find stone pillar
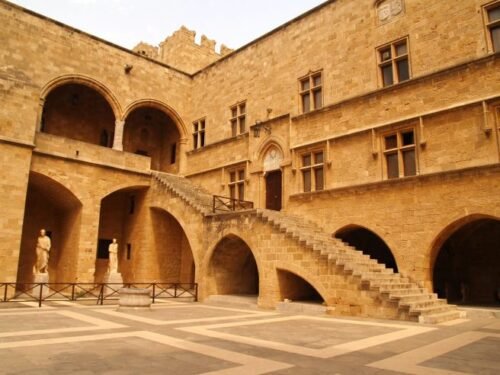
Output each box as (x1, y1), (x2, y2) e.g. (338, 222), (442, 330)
(178, 138), (188, 175)
(112, 120), (125, 151)
(75, 198), (101, 283)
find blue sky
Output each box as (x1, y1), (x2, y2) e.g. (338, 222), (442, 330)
(9, 0), (326, 50)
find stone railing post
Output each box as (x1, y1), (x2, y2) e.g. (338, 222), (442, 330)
(178, 138), (188, 175)
(112, 120), (125, 151)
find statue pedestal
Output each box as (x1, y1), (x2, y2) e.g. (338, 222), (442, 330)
(118, 288), (151, 310)
(32, 273), (49, 300)
(103, 272), (123, 298)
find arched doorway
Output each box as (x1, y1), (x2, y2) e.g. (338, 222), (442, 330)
(208, 235), (259, 296)
(95, 186), (149, 283)
(277, 269), (324, 303)
(334, 225), (398, 272)
(151, 208), (195, 283)
(17, 172), (82, 284)
(41, 83), (116, 147)
(123, 106), (180, 173)
(263, 146), (283, 211)
(432, 217), (500, 305)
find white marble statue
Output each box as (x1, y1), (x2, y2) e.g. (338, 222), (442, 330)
(107, 238), (119, 274)
(34, 229), (51, 274)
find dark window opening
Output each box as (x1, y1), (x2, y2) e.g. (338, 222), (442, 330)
(170, 143), (177, 164)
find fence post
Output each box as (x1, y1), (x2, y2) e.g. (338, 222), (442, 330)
(194, 283), (198, 302)
(152, 284), (156, 304)
(99, 284), (104, 305)
(38, 283), (43, 308)
(71, 283), (75, 301)
(3, 284), (7, 302)
(174, 284), (178, 298)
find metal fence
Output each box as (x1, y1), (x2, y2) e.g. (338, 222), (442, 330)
(0, 282), (198, 307)
(213, 195), (254, 213)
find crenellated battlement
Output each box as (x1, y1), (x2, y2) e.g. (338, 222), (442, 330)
(133, 26), (233, 74)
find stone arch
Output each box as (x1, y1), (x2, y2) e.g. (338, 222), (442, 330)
(429, 213), (498, 272)
(334, 224), (398, 272)
(122, 99), (187, 139)
(40, 74), (122, 125)
(17, 172), (83, 284)
(204, 233), (260, 296)
(149, 207), (196, 283)
(430, 214), (500, 304)
(39, 77), (119, 147)
(95, 185), (150, 282)
(255, 137), (287, 166)
(276, 263), (327, 303)
(122, 100), (185, 173)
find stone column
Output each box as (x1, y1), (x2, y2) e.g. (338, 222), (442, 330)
(178, 138), (188, 175)
(75, 198), (101, 283)
(112, 120), (125, 151)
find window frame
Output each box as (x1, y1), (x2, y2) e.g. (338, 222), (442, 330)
(381, 127), (418, 179)
(192, 118), (206, 150)
(299, 71), (323, 114)
(299, 149), (325, 192)
(483, 1), (500, 53)
(377, 37), (411, 87)
(230, 101), (247, 137)
(227, 167), (246, 201)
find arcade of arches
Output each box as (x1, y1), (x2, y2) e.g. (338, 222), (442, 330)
(41, 83), (182, 174)
(433, 218), (500, 306)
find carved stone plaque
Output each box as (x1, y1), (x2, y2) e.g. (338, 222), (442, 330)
(377, 0), (405, 24)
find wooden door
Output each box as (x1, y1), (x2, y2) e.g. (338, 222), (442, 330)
(266, 170), (282, 211)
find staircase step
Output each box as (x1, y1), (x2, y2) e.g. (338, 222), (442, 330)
(409, 304), (455, 316)
(390, 293), (437, 303)
(419, 310), (465, 324)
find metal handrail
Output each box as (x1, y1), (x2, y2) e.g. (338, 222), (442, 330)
(213, 195), (254, 213)
(0, 282), (198, 307)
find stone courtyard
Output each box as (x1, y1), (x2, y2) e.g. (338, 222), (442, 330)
(0, 300), (498, 374)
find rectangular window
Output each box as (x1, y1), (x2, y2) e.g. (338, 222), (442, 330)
(300, 150), (324, 192)
(193, 118), (206, 149)
(377, 38), (410, 87)
(228, 168), (245, 200)
(485, 2), (500, 52)
(230, 102), (247, 137)
(299, 71), (323, 114)
(383, 129), (417, 179)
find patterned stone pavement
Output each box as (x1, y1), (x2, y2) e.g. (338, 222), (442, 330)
(0, 300), (498, 374)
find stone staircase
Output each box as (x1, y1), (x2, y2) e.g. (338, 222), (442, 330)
(151, 172), (464, 324)
(152, 171), (213, 213)
(255, 209), (464, 324)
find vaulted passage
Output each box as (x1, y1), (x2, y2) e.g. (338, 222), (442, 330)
(277, 269), (323, 303)
(17, 173), (82, 284)
(123, 107), (180, 173)
(151, 208), (195, 283)
(433, 218), (500, 305)
(41, 83), (116, 147)
(335, 225), (398, 272)
(209, 235), (259, 295)
(95, 187), (148, 283)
